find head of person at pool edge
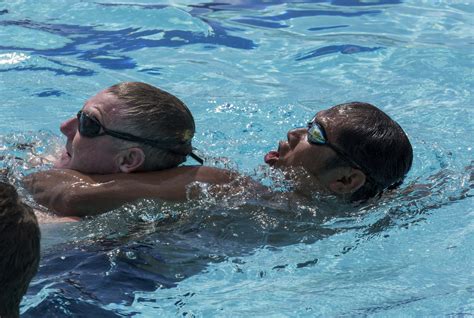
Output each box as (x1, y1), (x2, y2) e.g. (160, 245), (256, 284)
(0, 182), (40, 318)
(264, 102), (413, 201)
(55, 81), (203, 174)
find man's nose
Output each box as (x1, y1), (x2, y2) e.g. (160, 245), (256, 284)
(60, 117), (78, 139)
(287, 128), (306, 148)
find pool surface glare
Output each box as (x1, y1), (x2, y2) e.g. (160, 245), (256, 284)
(0, 0), (473, 316)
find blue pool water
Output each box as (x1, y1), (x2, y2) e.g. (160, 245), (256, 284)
(1, 0), (473, 316)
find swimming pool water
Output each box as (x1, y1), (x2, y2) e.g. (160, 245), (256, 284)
(0, 0), (473, 316)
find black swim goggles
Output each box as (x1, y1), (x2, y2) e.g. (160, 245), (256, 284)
(77, 110), (204, 165)
(307, 119), (377, 186)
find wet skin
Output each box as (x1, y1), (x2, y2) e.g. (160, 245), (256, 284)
(264, 110), (366, 195)
(55, 90), (127, 174)
(24, 106), (367, 217)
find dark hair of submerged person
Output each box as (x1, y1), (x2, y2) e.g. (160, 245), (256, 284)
(108, 82), (197, 171)
(324, 102), (413, 202)
(0, 182), (40, 318)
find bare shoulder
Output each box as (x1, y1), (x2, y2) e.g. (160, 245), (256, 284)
(88, 166), (237, 185)
(193, 166), (240, 183)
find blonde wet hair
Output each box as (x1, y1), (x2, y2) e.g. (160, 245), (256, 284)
(108, 82), (196, 170)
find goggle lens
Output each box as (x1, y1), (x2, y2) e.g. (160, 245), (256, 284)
(77, 111), (102, 137)
(307, 121), (327, 145)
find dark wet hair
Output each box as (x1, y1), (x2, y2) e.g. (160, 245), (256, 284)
(108, 82), (196, 171)
(324, 102), (413, 201)
(0, 182), (40, 318)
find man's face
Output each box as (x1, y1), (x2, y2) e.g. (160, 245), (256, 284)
(54, 89), (125, 174)
(264, 110), (344, 192)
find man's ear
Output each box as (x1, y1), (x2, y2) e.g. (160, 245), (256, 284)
(116, 147), (145, 173)
(328, 168), (366, 194)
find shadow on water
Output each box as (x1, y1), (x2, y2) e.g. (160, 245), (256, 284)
(19, 168), (474, 315)
(24, 202), (340, 315)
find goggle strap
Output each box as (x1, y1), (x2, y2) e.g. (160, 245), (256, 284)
(189, 151), (204, 165)
(78, 110), (205, 165)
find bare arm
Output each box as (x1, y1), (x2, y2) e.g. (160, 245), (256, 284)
(23, 166), (261, 217)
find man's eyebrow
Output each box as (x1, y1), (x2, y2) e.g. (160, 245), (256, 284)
(85, 104), (104, 121)
(94, 106), (104, 118)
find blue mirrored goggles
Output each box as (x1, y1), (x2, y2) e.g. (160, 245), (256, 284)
(77, 110), (204, 165)
(307, 120), (376, 185)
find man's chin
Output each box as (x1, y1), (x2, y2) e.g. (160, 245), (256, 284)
(264, 151), (280, 167)
(53, 152), (72, 169)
